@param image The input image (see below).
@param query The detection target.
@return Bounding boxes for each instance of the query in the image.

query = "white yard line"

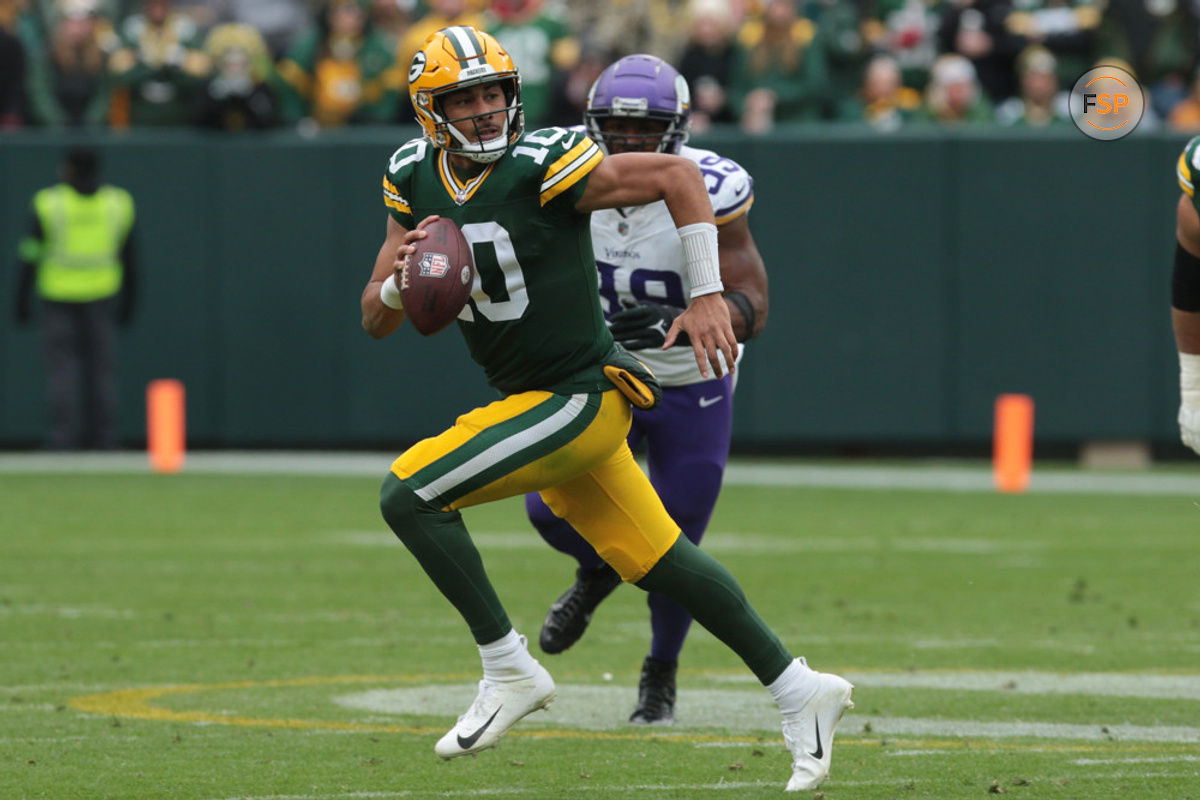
[202,769,1200,800]
[332,678,1200,742]
[0,452,1195,495]
[206,786,779,800]
[853,716,1200,743]
[715,669,1200,701]
[1074,755,1200,764]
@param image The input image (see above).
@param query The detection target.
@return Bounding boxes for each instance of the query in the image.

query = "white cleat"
[434,664,556,759]
[782,671,854,792]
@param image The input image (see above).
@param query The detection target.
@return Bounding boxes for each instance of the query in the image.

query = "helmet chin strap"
[445,113,511,163]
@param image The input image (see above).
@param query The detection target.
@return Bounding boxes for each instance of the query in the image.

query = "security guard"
[15,147,137,450]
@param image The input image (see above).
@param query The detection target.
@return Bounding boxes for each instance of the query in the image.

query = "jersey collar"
[437,150,495,206]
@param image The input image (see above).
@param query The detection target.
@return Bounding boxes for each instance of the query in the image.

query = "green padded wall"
[0,127,1185,451]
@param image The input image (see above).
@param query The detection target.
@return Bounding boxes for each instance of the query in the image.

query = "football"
[399,217,476,336]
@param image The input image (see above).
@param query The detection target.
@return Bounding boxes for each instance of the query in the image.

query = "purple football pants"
[525,374,734,663]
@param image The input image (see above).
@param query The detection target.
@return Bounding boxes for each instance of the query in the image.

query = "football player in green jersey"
[359,26,853,792]
[1173,138,1200,455]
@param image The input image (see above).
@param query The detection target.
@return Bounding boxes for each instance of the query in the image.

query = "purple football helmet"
[585,54,691,155]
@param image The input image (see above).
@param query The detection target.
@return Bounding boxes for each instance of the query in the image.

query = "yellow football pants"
[390,389,680,582]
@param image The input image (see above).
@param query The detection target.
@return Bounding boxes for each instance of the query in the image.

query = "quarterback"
[359,26,852,792]
[526,55,769,726]
[1174,138,1200,455]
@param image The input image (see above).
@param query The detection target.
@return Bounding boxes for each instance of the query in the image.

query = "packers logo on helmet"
[409,26,525,164]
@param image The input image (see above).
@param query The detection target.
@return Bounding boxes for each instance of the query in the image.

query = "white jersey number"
[458,221,530,322]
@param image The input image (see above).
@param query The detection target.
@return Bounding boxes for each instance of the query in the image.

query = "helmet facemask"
[585,54,690,156]
[586,109,685,155]
[423,76,523,163]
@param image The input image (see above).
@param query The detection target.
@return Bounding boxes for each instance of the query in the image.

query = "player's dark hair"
[64,147,100,192]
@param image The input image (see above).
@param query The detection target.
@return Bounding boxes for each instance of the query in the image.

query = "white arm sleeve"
[677,222,723,298]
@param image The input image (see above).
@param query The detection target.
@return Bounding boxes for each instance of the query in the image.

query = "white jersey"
[590,143,754,386]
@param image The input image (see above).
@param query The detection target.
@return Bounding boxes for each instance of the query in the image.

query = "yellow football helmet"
[408,26,524,163]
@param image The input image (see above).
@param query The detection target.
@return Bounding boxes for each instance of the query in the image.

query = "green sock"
[635,536,792,684]
[380,473,511,644]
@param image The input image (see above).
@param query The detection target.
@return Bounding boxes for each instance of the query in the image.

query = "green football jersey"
[1179,136,1200,216]
[383,127,614,395]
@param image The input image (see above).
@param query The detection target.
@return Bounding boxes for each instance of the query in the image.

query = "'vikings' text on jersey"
[590,143,754,385]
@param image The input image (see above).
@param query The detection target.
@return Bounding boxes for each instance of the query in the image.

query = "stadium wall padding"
[0,127,1185,451]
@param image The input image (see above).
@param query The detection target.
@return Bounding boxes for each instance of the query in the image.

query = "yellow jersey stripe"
[540,140,602,206]
[715,195,755,226]
[382,177,411,215]
[1179,151,1194,196]
[437,152,458,200]
[384,194,411,214]
[436,151,493,205]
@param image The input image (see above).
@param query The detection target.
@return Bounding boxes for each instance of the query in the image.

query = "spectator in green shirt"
[486,0,579,129]
[914,52,994,125]
[25,0,119,127]
[837,53,923,131]
[107,0,211,126]
[995,45,1070,127]
[730,0,829,133]
[276,0,402,127]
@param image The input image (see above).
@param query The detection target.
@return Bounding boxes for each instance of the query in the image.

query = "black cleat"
[629,656,677,725]
[538,564,622,654]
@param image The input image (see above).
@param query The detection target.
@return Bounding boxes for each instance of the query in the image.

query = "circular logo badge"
[408,51,426,85]
[459,265,471,285]
[1069,66,1144,141]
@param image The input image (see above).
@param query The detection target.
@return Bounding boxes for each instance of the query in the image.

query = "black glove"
[608,303,690,350]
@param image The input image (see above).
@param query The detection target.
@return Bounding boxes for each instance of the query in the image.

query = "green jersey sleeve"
[524,126,604,211]
[382,137,429,229]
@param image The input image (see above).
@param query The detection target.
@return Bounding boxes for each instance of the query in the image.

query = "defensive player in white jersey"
[525,54,770,724]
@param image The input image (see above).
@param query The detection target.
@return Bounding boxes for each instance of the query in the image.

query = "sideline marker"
[993,393,1034,493]
[147,379,186,473]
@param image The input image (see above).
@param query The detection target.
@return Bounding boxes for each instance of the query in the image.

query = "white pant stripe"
[414,394,590,502]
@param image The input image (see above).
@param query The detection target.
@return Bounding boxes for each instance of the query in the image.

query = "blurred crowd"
[2,0,1200,134]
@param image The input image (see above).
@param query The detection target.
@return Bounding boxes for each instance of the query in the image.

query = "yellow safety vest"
[31,183,135,303]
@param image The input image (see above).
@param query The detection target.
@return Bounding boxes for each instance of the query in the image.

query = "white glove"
[1179,352,1200,456]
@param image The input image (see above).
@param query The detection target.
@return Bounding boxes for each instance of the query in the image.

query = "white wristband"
[677,222,723,298]
[1181,352,1200,406]
[379,273,404,310]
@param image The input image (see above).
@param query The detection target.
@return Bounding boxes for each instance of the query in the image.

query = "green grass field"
[2,456,1198,799]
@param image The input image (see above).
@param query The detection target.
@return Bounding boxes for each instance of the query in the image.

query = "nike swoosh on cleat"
[456,706,502,750]
[809,718,823,759]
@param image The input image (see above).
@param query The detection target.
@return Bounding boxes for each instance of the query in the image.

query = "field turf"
[1,457,1198,799]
